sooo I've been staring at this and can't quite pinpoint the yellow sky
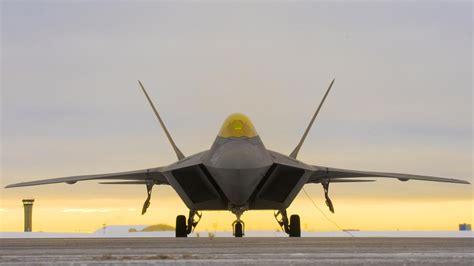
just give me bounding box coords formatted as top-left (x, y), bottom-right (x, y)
top-left (1, 187), bottom-right (472, 232)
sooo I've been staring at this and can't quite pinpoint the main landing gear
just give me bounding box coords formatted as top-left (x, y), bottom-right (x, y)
top-left (175, 210), bottom-right (202, 237)
top-left (274, 209), bottom-right (301, 237)
top-left (175, 208), bottom-right (301, 238)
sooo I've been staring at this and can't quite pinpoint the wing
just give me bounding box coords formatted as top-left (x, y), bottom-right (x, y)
top-left (5, 167), bottom-right (168, 188)
top-left (308, 165), bottom-right (470, 184)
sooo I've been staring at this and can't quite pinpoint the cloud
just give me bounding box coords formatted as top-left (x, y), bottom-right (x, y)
top-left (60, 208), bottom-right (118, 213)
top-left (0, 208), bottom-right (9, 212)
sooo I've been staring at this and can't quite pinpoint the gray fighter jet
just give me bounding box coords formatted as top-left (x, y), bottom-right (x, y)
top-left (6, 79), bottom-right (470, 237)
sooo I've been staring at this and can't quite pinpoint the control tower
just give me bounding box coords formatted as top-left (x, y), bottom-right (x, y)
top-left (22, 199), bottom-right (34, 232)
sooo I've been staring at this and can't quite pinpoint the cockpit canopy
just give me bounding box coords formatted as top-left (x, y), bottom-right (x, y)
top-left (218, 113), bottom-right (258, 138)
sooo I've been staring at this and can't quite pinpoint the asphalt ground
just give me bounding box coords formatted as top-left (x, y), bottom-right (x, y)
top-left (1, 237), bottom-right (473, 265)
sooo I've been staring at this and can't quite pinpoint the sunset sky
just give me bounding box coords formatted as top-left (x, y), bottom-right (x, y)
top-left (1, 1), bottom-right (472, 233)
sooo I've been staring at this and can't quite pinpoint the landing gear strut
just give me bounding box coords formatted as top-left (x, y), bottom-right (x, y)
top-left (274, 209), bottom-right (301, 237)
top-left (231, 206), bottom-right (246, 237)
top-left (175, 210), bottom-right (202, 237)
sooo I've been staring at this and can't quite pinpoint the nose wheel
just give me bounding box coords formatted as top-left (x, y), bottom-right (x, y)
top-left (231, 206), bottom-right (246, 237)
top-left (232, 220), bottom-right (244, 237)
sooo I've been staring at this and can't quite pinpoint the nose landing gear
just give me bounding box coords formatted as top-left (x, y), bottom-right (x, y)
top-left (274, 209), bottom-right (301, 237)
top-left (231, 206), bottom-right (246, 237)
top-left (232, 215), bottom-right (245, 237)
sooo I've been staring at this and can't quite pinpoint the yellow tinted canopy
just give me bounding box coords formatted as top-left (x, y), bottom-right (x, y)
top-left (218, 113), bottom-right (258, 138)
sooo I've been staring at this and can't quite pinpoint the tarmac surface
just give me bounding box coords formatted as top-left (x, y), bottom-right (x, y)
top-left (1, 237), bottom-right (473, 265)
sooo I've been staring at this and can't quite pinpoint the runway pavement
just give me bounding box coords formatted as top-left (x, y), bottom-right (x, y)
top-left (1, 237), bottom-right (473, 265)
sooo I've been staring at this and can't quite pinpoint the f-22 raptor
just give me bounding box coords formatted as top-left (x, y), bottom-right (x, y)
top-left (6, 79), bottom-right (470, 237)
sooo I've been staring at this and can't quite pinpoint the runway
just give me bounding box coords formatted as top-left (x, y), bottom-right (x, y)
top-left (1, 238), bottom-right (473, 265)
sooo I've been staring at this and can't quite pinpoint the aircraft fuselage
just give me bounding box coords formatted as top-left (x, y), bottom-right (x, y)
top-left (163, 133), bottom-right (313, 212)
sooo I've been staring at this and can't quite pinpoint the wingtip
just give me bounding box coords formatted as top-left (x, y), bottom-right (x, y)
top-left (452, 179), bottom-right (470, 184)
top-left (452, 178), bottom-right (470, 184)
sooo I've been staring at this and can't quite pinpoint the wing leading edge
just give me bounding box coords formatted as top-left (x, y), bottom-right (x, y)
top-left (5, 167), bottom-right (168, 188)
top-left (308, 165), bottom-right (470, 184)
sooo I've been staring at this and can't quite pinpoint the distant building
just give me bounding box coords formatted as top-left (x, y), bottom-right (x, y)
top-left (22, 199), bottom-right (34, 232)
top-left (459, 223), bottom-right (471, 231)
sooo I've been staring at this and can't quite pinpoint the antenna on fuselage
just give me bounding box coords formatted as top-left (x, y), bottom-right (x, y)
top-left (289, 78), bottom-right (335, 159)
top-left (138, 80), bottom-right (185, 160)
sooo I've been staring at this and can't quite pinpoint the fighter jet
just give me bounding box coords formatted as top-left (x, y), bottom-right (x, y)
top-left (6, 79), bottom-right (470, 237)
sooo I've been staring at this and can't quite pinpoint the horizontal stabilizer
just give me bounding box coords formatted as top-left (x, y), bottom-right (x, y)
top-left (99, 181), bottom-right (151, 185)
top-left (307, 178), bottom-right (375, 184)
top-left (308, 165), bottom-right (470, 184)
top-left (330, 179), bottom-right (375, 183)
top-left (5, 167), bottom-right (168, 188)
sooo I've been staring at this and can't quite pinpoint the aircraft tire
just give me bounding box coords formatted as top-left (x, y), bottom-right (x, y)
top-left (176, 215), bottom-right (187, 237)
top-left (234, 222), bottom-right (243, 237)
top-left (289, 215), bottom-right (301, 237)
